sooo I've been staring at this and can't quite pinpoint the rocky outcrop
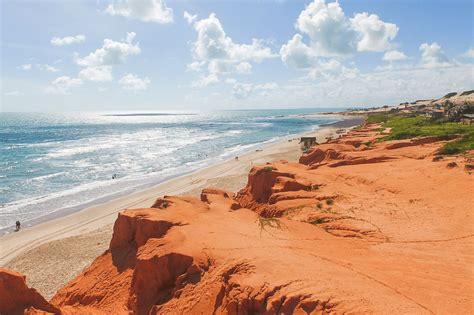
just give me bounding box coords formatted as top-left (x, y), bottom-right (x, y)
top-left (299, 148), bottom-right (347, 166)
top-left (0, 268), bottom-right (59, 315)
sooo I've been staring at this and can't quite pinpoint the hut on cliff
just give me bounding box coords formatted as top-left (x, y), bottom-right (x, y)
top-left (300, 137), bottom-right (317, 151)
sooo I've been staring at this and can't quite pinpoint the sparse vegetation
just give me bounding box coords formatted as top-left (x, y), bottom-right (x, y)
top-left (325, 198), bottom-right (334, 206)
top-left (161, 201), bottom-right (170, 209)
top-left (316, 202), bottom-right (322, 209)
top-left (438, 131), bottom-right (474, 155)
top-left (309, 218), bottom-right (327, 225)
top-left (311, 184), bottom-right (320, 190)
top-left (367, 114), bottom-right (474, 155)
top-left (257, 217), bottom-right (282, 232)
top-left (262, 166), bottom-right (275, 173)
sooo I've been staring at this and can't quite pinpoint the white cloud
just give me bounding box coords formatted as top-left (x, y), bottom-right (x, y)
top-left (78, 66), bottom-right (113, 82)
top-left (37, 64), bottom-right (60, 72)
top-left (45, 76), bottom-right (83, 95)
top-left (282, 0), bottom-right (398, 78)
top-left (186, 61), bottom-right (205, 72)
top-left (106, 0), bottom-right (173, 24)
top-left (462, 48), bottom-right (474, 58)
top-left (280, 34), bottom-right (316, 69)
top-left (188, 13), bottom-right (276, 82)
top-left (232, 82), bottom-right (278, 99)
top-left (295, 0), bottom-right (355, 56)
top-left (235, 62), bottom-right (252, 74)
top-left (184, 11), bottom-right (197, 24)
top-left (419, 42), bottom-right (451, 68)
top-left (220, 64), bottom-right (472, 108)
top-left (19, 64), bottom-right (32, 70)
top-left (308, 59), bottom-right (358, 80)
top-left (76, 32), bottom-right (140, 67)
top-left (50, 35), bottom-right (85, 46)
top-left (383, 50), bottom-right (408, 61)
top-left (351, 13), bottom-right (398, 52)
top-left (119, 73), bottom-right (150, 91)
top-left (192, 73), bottom-right (219, 88)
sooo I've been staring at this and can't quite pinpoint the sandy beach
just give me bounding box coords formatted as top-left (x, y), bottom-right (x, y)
top-left (0, 117), bottom-right (363, 298)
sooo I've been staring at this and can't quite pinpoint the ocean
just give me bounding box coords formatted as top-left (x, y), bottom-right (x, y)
top-left (0, 109), bottom-right (343, 231)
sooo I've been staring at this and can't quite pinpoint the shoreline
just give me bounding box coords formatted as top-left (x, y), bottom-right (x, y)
top-left (0, 115), bottom-right (364, 270)
top-left (0, 114), bottom-right (351, 235)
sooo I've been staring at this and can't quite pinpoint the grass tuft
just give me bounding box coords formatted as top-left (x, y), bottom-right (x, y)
top-left (257, 217), bottom-right (282, 232)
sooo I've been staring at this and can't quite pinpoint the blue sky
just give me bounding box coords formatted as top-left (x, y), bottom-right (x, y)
top-left (1, 0), bottom-right (473, 111)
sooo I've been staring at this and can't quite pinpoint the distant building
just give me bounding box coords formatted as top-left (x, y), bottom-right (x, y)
top-left (430, 109), bottom-right (445, 119)
top-left (300, 137), bottom-right (317, 150)
top-left (460, 114), bottom-right (474, 125)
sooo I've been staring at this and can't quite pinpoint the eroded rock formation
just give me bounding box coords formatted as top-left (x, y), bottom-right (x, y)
top-left (2, 123), bottom-right (473, 314)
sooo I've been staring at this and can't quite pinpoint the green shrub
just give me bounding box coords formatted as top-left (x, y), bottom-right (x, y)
top-left (438, 131), bottom-right (474, 155)
top-left (367, 113), bottom-right (390, 124)
top-left (262, 166), bottom-right (275, 173)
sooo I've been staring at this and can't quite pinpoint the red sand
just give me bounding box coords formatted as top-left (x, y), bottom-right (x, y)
top-left (2, 123), bottom-right (473, 314)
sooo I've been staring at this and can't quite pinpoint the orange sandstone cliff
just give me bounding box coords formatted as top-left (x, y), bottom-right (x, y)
top-left (1, 124), bottom-right (473, 314)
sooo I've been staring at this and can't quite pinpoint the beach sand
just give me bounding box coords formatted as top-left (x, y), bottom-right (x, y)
top-left (1, 118), bottom-right (362, 299)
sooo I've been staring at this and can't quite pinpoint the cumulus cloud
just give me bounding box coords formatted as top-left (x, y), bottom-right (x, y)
top-left (351, 13), bottom-right (398, 52)
top-left (78, 66), bottom-right (113, 82)
top-left (280, 34), bottom-right (316, 69)
top-left (281, 0), bottom-right (397, 79)
top-left (419, 42), bottom-right (451, 68)
top-left (119, 73), bottom-right (150, 91)
top-left (383, 50), bottom-right (408, 62)
top-left (76, 32), bottom-right (140, 67)
top-left (293, 0), bottom-right (398, 55)
top-left (106, 0), bottom-right (173, 23)
top-left (45, 76), bottom-right (83, 95)
top-left (187, 13), bottom-right (276, 85)
top-left (295, 0), bottom-right (355, 56)
top-left (50, 35), bottom-right (85, 46)
top-left (184, 11), bottom-right (197, 24)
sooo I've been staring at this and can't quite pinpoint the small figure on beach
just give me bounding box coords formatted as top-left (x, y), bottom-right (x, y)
top-left (15, 220), bottom-right (21, 232)
top-left (112, 174), bottom-right (117, 179)
top-left (235, 156), bottom-right (239, 161)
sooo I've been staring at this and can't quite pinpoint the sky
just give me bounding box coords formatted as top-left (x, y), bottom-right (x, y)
top-left (1, 0), bottom-right (473, 112)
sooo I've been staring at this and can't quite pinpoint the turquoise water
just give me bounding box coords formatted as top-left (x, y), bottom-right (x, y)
top-left (0, 109), bottom-right (342, 230)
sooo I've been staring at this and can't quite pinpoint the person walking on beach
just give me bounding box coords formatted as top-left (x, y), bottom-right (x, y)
top-left (15, 220), bottom-right (21, 232)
